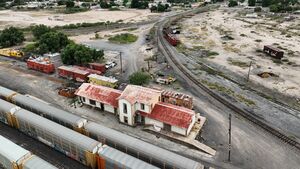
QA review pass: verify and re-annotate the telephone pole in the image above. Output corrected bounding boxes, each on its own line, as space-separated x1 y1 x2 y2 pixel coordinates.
247 61 253 82
120 51 123 74
228 113 232 162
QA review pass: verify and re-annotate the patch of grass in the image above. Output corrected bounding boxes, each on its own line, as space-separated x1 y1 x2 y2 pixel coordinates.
227 58 249 68
207 51 219 56
108 33 138 44
236 94 256 106
202 80 235 95
122 27 138 32
63 8 89 14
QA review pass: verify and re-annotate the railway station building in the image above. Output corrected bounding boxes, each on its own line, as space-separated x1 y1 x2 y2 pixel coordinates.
75 83 122 114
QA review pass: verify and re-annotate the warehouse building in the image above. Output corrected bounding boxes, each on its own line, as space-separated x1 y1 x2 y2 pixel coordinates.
76 83 122 114
138 102 196 136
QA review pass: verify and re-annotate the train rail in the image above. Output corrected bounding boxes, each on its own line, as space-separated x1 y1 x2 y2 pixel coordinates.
156 11 300 151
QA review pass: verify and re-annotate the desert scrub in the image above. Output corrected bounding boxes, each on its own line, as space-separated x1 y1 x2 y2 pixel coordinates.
108 33 138 44
227 58 249 68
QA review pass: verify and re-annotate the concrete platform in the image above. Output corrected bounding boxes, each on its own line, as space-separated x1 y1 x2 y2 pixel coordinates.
143 115 216 156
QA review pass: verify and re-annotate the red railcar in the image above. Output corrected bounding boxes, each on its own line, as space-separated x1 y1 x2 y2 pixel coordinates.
58 66 90 82
163 28 179 46
27 57 55 74
88 63 106 73
73 66 102 75
263 45 284 59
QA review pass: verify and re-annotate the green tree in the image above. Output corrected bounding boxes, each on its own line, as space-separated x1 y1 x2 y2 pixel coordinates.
269 4 280 12
130 0 139 8
37 32 70 53
66 0 75 8
61 43 104 65
228 0 238 7
157 3 166 12
129 71 151 85
248 0 255 6
100 1 111 8
0 27 25 47
31 24 53 40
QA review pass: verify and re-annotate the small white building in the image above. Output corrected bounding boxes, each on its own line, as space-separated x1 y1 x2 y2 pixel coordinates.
117 85 162 126
139 102 196 136
75 83 122 114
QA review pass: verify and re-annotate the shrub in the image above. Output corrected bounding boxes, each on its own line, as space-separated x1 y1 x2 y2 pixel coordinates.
228 0 238 7
129 71 151 85
254 7 262 12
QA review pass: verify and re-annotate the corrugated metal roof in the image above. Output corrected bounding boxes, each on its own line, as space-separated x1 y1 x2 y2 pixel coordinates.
118 85 162 105
99 146 159 169
0 86 16 99
14 109 100 152
140 102 195 128
75 83 121 108
0 135 30 167
13 94 87 128
85 122 203 169
58 66 90 75
23 156 58 169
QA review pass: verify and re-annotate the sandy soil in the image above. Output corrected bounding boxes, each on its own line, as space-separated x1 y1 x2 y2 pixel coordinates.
0 9 160 29
178 7 300 98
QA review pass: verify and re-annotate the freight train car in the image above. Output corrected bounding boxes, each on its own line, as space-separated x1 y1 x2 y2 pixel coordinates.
0 86 205 169
58 66 90 82
0 99 159 169
0 135 57 169
163 28 179 46
88 63 106 73
27 57 55 74
263 45 284 59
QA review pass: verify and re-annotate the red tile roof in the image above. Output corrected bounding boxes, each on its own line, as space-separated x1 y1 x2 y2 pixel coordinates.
118 85 162 105
140 102 195 128
75 83 122 108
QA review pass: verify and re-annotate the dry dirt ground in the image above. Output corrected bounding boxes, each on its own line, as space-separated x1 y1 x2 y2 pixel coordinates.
0 9 160 29
178 6 300 99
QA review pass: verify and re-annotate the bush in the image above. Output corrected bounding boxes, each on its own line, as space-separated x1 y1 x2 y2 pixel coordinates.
61 43 104 65
31 24 53 40
269 4 280 12
129 71 151 85
108 33 138 44
228 0 238 7
248 0 255 6
23 43 36 53
66 0 75 8
0 27 25 47
254 7 262 12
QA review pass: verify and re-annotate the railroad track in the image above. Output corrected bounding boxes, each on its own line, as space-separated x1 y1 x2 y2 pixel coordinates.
156 14 300 151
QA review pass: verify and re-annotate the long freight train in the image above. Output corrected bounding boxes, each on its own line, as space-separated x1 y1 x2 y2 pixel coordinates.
0 86 205 169
0 99 159 169
0 135 57 169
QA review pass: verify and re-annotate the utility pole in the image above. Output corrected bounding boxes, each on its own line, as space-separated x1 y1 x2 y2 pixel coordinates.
228 113 232 162
247 61 253 82
119 51 123 74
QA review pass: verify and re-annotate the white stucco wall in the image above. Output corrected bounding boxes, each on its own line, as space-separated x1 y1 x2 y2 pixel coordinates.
118 99 135 125
187 114 196 135
171 126 187 136
80 97 116 114
134 102 151 113
104 104 114 114
145 118 164 128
